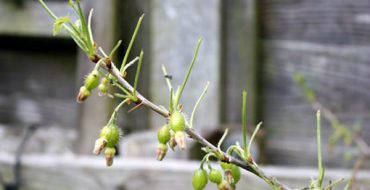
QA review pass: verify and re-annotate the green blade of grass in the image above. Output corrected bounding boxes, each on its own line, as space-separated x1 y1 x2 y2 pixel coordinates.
242 90 248 155
120 14 144 74
174 38 202 107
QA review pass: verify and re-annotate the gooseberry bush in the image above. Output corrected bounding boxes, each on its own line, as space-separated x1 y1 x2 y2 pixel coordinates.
39 1 350 189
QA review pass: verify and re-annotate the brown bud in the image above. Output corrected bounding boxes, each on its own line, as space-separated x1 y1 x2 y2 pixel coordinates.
217 180 234 190
174 131 186 150
156 143 168 161
77 86 91 103
224 170 234 185
169 136 177 150
93 137 107 155
104 147 116 167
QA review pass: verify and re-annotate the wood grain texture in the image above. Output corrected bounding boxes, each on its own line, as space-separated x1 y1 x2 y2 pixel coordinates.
260 0 370 167
0 50 77 127
263 40 370 167
115 0 151 131
0 1 74 37
261 0 370 45
149 0 221 132
75 0 117 154
221 0 257 125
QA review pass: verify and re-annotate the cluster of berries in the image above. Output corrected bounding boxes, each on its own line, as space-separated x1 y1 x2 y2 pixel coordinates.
77 69 110 103
156 111 187 161
192 162 241 190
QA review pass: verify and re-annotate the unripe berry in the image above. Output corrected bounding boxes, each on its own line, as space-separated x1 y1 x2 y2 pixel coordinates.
104 147 116 166
100 124 121 147
156 143 168 161
77 86 91 103
174 131 186 150
230 165 240 184
209 169 222 184
220 162 232 170
98 83 108 94
169 111 185 132
101 77 109 85
192 169 208 190
84 70 100 90
157 125 171 144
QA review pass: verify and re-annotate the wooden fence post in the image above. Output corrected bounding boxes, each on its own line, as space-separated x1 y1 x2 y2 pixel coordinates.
149 0 221 133
75 0 118 154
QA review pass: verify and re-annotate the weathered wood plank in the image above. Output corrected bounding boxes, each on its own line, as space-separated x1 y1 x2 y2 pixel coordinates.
0 1 74 37
75 0 117 154
261 0 370 45
263 40 370 167
221 0 257 125
261 0 370 167
0 153 369 190
149 0 221 133
115 0 151 131
0 50 77 127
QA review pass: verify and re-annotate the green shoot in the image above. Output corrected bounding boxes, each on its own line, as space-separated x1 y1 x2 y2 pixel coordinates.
317 110 325 187
109 40 122 58
174 38 202 107
190 82 209 128
112 82 131 96
217 128 228 150
242 90 248 157
107 98 129 125
161 64 173 92
169 88 174 113
247 122 262 158
122 57 139 71
120 14 145 74
75 0 89 42
87 9 95 46
133 50 144 98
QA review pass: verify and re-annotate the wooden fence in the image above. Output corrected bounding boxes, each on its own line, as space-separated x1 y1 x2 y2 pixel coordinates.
0 0 369 168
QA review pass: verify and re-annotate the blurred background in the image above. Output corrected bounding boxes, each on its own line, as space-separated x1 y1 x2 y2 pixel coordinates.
0 0 369 189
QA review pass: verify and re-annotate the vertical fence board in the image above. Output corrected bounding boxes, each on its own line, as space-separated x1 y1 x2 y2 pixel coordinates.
221 0 257 126
149 0 221 133
76 0 117 154
261 0 370 167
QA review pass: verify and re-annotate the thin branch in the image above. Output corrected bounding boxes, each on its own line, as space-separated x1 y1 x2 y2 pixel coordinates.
90 54 293 190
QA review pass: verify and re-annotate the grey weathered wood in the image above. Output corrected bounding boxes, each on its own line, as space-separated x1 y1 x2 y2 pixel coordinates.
0 50 77 127
0 1 73 37
261 0 370 167
116 0 151 131
149 0 221 133
261 0 370 45
221 0 258 125
0 153 369 190
75 0 117 154
263 40 370 167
